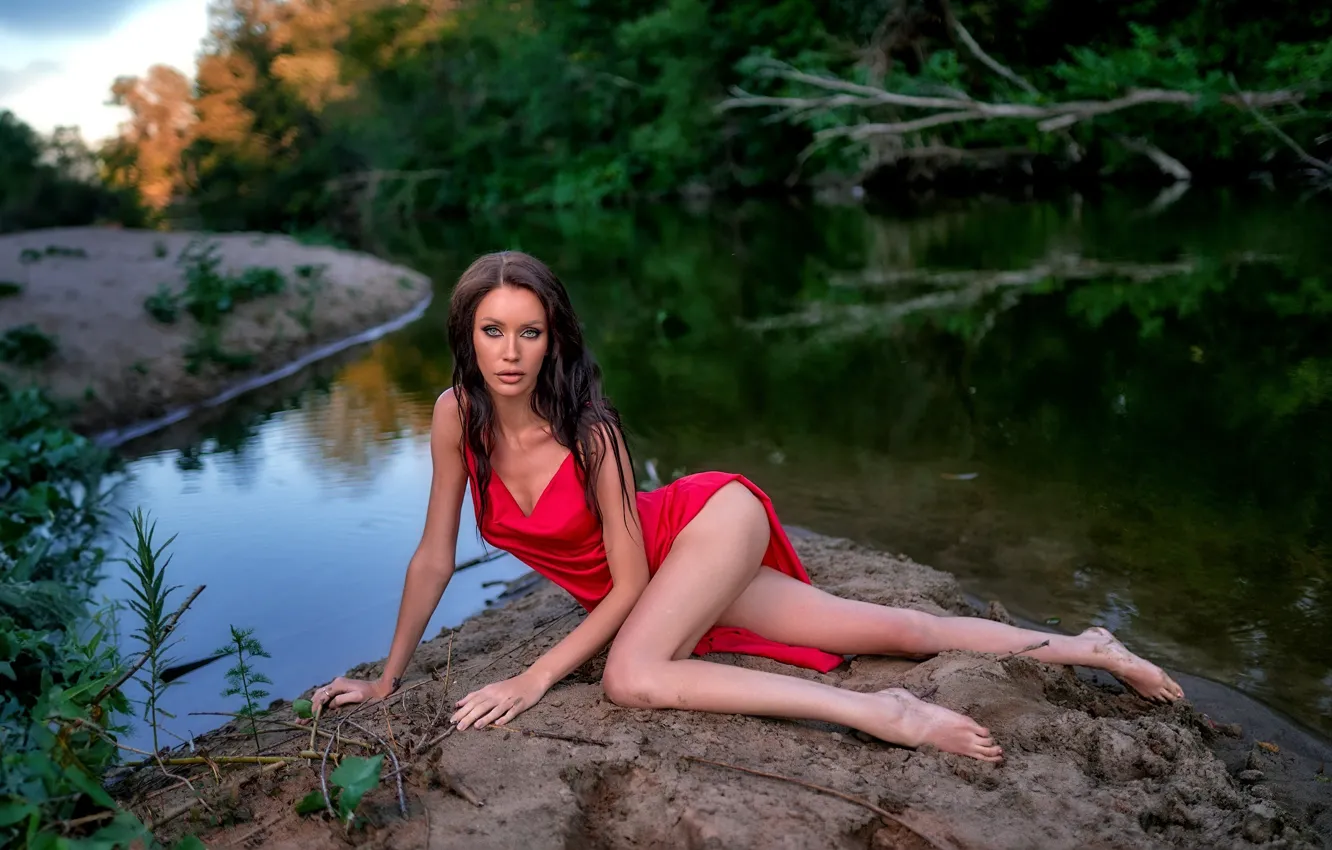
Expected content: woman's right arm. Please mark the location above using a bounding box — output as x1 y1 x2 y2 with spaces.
312 389 468 713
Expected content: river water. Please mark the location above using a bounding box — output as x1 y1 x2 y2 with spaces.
99 187 1332 750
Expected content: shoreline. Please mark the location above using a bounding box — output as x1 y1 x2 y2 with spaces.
120 532 1329 849
0 226 433 437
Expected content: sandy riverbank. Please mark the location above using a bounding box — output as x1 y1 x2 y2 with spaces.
120 532 1327 850
0 227 431 436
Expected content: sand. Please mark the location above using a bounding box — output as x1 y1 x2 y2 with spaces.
117 533 1327 850
0 226 431 437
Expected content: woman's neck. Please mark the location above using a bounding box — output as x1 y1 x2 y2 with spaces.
490 390 547 443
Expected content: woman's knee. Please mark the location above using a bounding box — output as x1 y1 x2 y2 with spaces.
601 650 660 708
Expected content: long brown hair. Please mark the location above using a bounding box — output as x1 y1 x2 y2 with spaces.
447 250 635 529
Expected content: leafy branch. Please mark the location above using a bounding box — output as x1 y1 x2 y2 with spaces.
216 625 273 755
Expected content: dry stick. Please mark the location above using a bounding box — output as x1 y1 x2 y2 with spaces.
682 756 943 850
125 753 324 768
318 717 343 819
995 640 1051 662
58 810 116 832
187 711 375 750
344 719 408 817
497 726 609 747
224 812 283 849
92 584 205 706
417 724 456 755
1231 80 1332 177
146 760 287 832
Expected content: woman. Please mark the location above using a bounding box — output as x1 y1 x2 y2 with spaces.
311 251 1183 762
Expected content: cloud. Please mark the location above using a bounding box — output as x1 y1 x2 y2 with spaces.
0 0 147 36
0 59 61 99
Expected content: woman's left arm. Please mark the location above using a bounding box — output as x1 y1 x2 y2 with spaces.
451 423 649 730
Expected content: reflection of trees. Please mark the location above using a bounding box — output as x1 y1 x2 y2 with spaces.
293 343 435 483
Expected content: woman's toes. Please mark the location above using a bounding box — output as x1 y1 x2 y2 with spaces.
977 744 1004 760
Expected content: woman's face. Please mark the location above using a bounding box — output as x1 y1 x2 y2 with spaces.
472 284 549 399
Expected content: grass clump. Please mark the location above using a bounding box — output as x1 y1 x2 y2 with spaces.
0 325 57 366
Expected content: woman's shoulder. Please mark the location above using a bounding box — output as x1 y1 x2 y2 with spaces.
432 388 465 451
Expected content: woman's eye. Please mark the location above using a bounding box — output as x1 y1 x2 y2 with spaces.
482 327 501 337
521 329 541 339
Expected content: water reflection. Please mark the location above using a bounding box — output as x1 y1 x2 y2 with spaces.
103 189 1332 747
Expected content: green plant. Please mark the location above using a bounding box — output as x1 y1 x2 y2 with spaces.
144 284 180 324
0 281 21 298
0 325 57 366
216 625 272 755
295 754 384 827
183 330 254 376
118 509 182 755
154 240 169 259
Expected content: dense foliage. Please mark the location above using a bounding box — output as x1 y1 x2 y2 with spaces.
0 111 145 234
91 0 1329 235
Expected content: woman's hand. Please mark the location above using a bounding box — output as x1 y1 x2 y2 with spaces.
452 672 548 730
310 676 390 717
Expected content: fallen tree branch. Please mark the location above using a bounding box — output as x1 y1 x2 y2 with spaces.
718 54 1297 182
682 756 945 849
1230 80 1332 180
718 59 1298 132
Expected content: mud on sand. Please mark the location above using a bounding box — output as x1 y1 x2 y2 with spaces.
0 227 430 435
123 533 1324 850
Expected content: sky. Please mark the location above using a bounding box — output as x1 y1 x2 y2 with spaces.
0 0 209 145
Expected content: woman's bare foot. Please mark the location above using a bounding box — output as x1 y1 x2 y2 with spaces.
860 688 1004 763
1080 626 1185 702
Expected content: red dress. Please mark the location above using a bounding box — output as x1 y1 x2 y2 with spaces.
465 447 844 673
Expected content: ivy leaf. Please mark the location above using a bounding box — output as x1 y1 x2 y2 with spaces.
0 801 36 828
292 698 313 719
329 754 384 821
295 788 332 815
173 833 208 849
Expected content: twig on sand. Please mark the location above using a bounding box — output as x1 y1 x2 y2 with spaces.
92 585 205 706
187 711 375 749
995 640 1050 662
682 756 942 849
438 769 484 807
146 760 287 831
418 724 456 755
319 718 343 819
496 725 610 747
223 812 283 848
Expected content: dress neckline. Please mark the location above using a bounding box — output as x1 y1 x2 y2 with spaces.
492 452 574 519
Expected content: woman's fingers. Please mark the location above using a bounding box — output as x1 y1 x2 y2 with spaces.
473 700 512 729
452 697 491 730
331 690 361 708
494 700 523 726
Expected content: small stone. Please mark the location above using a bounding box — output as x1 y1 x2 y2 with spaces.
547 699 564 708
830 733 844 744
1220 722 1242 738
1242 802 1281 844
1237 769 1265 784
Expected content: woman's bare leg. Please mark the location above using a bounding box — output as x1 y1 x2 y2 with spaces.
719 568 1184 702
602 482 1004 762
